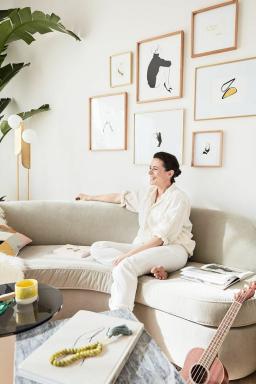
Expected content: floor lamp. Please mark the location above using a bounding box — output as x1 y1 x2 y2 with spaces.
8 115 35 201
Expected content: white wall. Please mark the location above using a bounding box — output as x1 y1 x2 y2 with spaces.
1 0 256 219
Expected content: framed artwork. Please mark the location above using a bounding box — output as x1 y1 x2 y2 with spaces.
136 31 184 103
134 109 183 165
110 51 132 87
191 0 238 58
89 92 127 151
194 57 256 120
192 130 223 167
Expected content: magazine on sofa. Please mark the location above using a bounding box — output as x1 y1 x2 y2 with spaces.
181 263 254 289
18 310 144 384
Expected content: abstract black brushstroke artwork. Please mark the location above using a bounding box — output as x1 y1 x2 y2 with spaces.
221 78 237 99
194 57 256 120
90 92 127 150
134 109 183 165
137 31 183 102
192 130 223 167
202 143 210 155
154 130 163 147
147 51 172 93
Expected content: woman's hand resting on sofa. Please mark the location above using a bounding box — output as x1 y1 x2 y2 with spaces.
113 253 129 266
76 193 91 201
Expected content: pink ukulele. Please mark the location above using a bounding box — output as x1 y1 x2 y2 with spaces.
180 282 256 384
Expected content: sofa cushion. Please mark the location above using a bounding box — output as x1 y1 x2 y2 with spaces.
0 224 32 256
0 201 138 246
22 245 112 293
136 262 256 328
21 246 256 328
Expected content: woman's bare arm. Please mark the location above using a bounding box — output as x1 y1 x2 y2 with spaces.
76 193 121 204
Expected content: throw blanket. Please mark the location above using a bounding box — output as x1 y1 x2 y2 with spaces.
0 252 24 284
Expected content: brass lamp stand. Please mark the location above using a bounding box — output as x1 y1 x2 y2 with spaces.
8 115 31 200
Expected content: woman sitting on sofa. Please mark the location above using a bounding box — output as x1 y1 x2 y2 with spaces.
76 152 195 311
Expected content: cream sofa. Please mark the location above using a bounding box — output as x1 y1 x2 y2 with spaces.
1 200 256 380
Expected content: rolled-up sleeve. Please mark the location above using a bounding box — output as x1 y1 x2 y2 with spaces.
120 191 140 213
152 198 189 245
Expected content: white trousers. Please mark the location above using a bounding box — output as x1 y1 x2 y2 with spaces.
90 241 188 311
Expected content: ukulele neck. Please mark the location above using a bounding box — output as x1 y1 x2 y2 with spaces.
201 300 242 369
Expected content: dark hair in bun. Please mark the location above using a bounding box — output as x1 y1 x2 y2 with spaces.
153 152 181 183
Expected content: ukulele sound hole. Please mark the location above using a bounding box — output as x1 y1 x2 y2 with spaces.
190 364 208 384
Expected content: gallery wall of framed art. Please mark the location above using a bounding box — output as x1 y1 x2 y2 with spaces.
87 0 256 195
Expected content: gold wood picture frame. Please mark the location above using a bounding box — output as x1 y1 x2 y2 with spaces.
194 56 256 121
110 51 132 88
191 0 238 58
192 130 223 168
133 109 184 165
136 30 184 103
89 92 127 151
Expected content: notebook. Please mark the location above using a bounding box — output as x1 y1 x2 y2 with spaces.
18 310 144 384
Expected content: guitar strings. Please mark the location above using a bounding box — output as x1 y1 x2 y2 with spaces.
191 290 246 384
185 288 248 384
187 295 243 384
192 302 241 384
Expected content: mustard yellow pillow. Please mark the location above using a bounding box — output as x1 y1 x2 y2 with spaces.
0 224 32 256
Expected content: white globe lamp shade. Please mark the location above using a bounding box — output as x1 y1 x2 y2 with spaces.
8 114 23 129
22 129 36 144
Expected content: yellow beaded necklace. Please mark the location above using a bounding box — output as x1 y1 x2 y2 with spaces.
50 324 132 367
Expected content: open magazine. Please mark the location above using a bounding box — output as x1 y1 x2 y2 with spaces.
181 263 254 289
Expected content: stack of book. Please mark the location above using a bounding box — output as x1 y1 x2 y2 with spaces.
18 310 143 384
180 263 254 289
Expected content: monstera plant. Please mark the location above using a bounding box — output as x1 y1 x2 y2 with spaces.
0 7 80 143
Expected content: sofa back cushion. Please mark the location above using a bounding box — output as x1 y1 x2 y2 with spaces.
0 201 138 246
1 201 255 272
191 208 256 272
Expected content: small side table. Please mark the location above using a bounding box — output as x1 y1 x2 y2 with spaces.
0 283 62 384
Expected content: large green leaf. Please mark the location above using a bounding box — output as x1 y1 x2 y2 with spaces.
0 98 11 114
0 119 10 142
19 103 50 120
0 9 15 22
0 8 80 53
0 62 30 91
0 52 7 66
0 103 50 143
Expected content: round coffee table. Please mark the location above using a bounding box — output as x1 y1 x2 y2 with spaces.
0 282 63 337
0 282 62 384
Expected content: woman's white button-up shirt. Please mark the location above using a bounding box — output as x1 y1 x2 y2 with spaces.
121 184 195 256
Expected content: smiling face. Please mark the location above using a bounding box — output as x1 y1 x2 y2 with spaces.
148 158 174 187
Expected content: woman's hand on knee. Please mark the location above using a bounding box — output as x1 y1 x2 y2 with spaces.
75 193 91 201
113 253 129 266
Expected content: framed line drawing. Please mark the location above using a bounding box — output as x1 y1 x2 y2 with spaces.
89 92 127 151
192 130 223 167
110 51 132 87
191 0 238 58
136 31 184 103
134 109 183 165
194 57 256 120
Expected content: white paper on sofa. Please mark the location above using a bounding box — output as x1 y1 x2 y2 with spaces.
52 244 90 258
18 310 144 384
